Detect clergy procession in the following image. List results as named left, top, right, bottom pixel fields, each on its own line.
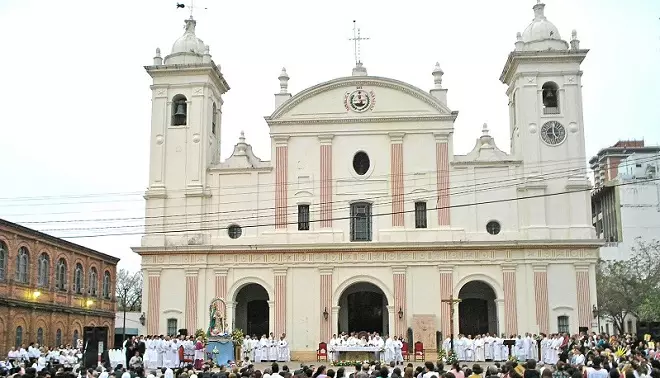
left=240, top=334, right=291, bottom=363
left=122, top=335, right=207, bottom=370
left=439, top=333, right=565, bottom=363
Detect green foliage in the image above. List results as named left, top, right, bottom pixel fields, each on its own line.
left=445, top=349, right=458, bottom=365
left=596, top=239, right=660, bottom=332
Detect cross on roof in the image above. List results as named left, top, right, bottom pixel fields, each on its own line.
left=348, top=20, right=370, bottom=66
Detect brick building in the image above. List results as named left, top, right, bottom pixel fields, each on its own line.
left=0, top=218, right=119, bottom=355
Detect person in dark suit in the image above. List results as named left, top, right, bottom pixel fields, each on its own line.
left=137, top=337, right=146, bottom=356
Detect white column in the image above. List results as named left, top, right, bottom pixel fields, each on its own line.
left=386, top=305, right=395, bottom=336
left=496, top=299, right=505, bottom=336
left=226, top=301, right=236, bottom=331
left=268, top=300, right=275, bottom=334
left=332, top=306, right=340, bottom=336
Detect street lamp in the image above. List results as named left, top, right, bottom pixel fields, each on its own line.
left=398, top=307, right=404, bottom=319
left=592, top=304, right=601, bottom=332
left=323, top=307, right=329, bottom=320
left=140, top=313, right=146, bottom=326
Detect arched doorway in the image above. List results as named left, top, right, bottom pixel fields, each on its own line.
left=338, top=282, right=389, bottom=335
left=458, top=280, right=498, bottom=336
left=235, top=283, right=269, bottom=337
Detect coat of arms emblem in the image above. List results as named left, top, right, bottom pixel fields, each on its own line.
left=345, top=88, right=375, bottom=113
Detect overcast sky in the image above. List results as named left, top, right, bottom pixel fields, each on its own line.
left=0, top=0, right=658, bottom=271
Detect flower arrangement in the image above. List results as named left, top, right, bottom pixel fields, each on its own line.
left=445, top=349, right=458, bottom=365
left=331, top=360, right=372, bottom=367
left=508, top=354, right=519, bottom=362
left=231, top=329, right=245, bottom=346
left=212, top=346, right=220, bottom=355
left=437, top=348, right=447, bottom=362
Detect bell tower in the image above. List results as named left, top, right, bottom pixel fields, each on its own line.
left=143, top=16, right=230, bottom=247
left=500, top=2, right=594, bottom=239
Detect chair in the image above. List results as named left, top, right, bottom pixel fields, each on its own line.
left=179, top=345, right=193, bottom=366
left=317, top=342, right=328, bottom=361
left=401, top=341, right=410, bottom=361
left=413, top=341, right=425, bottom=361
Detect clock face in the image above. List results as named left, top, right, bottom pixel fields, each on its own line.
left=540, top=121, right=566, bottom=145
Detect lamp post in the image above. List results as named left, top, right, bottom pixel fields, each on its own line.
left=441, top=294, right=462, bottom=352
left=592, top=304, right=601, bottom=333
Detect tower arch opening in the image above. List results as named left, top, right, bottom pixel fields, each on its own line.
left=458, top=280, right=498, bottom=336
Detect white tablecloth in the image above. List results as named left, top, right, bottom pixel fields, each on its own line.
left=330, top=346, right=382, bottom=361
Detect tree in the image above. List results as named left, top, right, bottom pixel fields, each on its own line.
left=596, top=239, right=660, bottom=333
left=116, top=269, right=143, bottom=343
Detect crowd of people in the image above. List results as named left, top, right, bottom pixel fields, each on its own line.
left=240, top=333, right=291, bottom=363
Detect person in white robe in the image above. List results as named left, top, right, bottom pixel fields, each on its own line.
left=146, top=337, right=158, bottom=369
left=170, top=338, right=180, bottom=367
left=522, top=334, right=532, bottom=361
left=474, top=335, right=485, bottom=361
left=373, top=335, right=385, bottom=361
left=329, top=334, right=339, bottom=362
left=242, top=336, right=252, bottom=362
left=249, top=335, right=258, bottom=361
left=484, top=334, right=494, bottom=361
left=268, top=333, right=278, bottom=361
left=156, top=336, right=165, bottom=368
left=256, top=335, right=268, bottom=363
left=443, top=337, right=451, bottom=355
left=384, top=336, right=394, bottom=363
left=393, top=336, right=403, bottom=365
left=515, top=336, right=525, bottom=360
left=456, top=335, right=466, bottom=361
left=493, top=336, right=503, bottom=361
left=531, top=335, right=538, bottom=360
left=161, top=337, right=173, bottom=368
left=465, top=336, right=475, bottom=362
left=277, top=334, right=290, bottom=362
left=540, top=334, right=549, bottom=364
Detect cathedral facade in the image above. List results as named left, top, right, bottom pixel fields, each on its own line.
left=134, top=2, right=599, bottom=358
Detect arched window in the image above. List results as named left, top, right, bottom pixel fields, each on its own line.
left=0, top=241, right=7, bottom=281
left=171, top=94, right=188, bottom=126
left=89, top=267, right=98, bottom=296
left=15, top=326, right=23, bottom=347
left=74, top=263, right=84, bottom=294
left=38, top=253, right=50, bottom=287
left=73, top=330, right=79, bottom=346
left=212, top=102, right=217, bottom=135
left=103, top=271, right=111, bottom=298
left=37, top=327, right=44, bottom=345
left=56, top=258, right=67, bottom=290
left=542, top=81, right=559, bottom=114
left=55, top=329, right=62, bottom=346
left=15, top=247, right=29, bottom=284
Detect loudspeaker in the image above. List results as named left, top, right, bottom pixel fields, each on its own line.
left=178, top=328, right=188, bottom=337
left=82, top=326, right=109, bottom=368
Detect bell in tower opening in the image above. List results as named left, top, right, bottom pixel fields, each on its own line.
left=171, top=94, right=188, bottom=126
left=541, top=81, right=559, bottom=111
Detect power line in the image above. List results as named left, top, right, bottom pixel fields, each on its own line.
left=53, top=176, right=660, bottom=240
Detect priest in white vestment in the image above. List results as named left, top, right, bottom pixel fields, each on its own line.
left=474, top=335, right=485, bottom=361
left=484, top=334, right=494, bottom=361
left=393, top=336, right=403, bottom=364
left=277, top=334, right=290, bottom=362
left=242, top=336, right=252, bottom=362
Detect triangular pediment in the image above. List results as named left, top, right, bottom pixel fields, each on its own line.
left=266, top=76, right=454, bottom=124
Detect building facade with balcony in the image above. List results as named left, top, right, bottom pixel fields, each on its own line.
left=0, top=218, right=119, bottom=355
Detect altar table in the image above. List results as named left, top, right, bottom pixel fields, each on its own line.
left=331, top=346, right=381, bottom=361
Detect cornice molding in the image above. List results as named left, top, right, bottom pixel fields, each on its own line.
left=392, top=266, right=407, bottom=275
left=319, top=267, right=334, bottom=275
left=438, top=266, right=454, bottom=274
left=389, top=132, right=405, bottom=143
left=318, top=134, right=335, bottom=144
left=214, top=268, right=229, bottom=276
left=273, top=267, right=289, bottom=276
left=266, top=114, right=457, bottom=126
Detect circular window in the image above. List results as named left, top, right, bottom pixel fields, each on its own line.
left=352, top=151, right=370, bottom=176
left=227, top=224, right=242, bottom=239
left=486, top=221, right=501, bottom=235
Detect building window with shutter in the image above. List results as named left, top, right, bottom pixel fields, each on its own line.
left=414, top=201, right=427, bottom=229
left=350, top=202, right=372, bottom=242
left=298, top=204, right=310, bottom=231
left=167, top=318, right=178, bottom=336
left=557, top=315, right=569, bottom=333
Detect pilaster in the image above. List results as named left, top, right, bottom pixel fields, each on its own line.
left=214, top=268, right=229, bottom=300
left=392, top=266, right=407, bottom=336
left=274, top=136, right=290, bottom=229
left=185, top=268, right=199, bottom=334
left=319, top=134, right=334, bottom=227
left=434, top=133, right=451, bottom=226
left=390, top=133, right=405, bottom=227
left=438, top=265, right=454, bottom=337
left=145, top=268, right=162, bottom=335
left=532, top=263, right=549, bottom=334
left=274, top=268, right=288, bottom=336
left=319, top=267, right=333, bottom=342
left=575, top=263, right=592, bottom=330
left=501, top=264, right=518, bottom=335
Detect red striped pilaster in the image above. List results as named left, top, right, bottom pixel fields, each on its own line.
left=575, top=265, right=592, bottom=329
left=274, top=268, right=288, bottom=336
left=319, top=268, right=333, bottom=342
left=274, top=137, right=289, bottom=229
left=438, top=267, right=453, bottom=337
left=389, top=133, right=405, bottom=227
left=533, top=265, right=549, bottom=334
left=502, top=265, right=518, bottom=335
left=215, top=268, right=228, bottom=299
left=185, top=271, right=199, bottom=333
left=435, top=135, right=450, bottom=226
left=393, top=267, right=407, bottom=336
left=147, top=271, right=161, bottom=335
left=319, top=135, right=334, bottom=227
